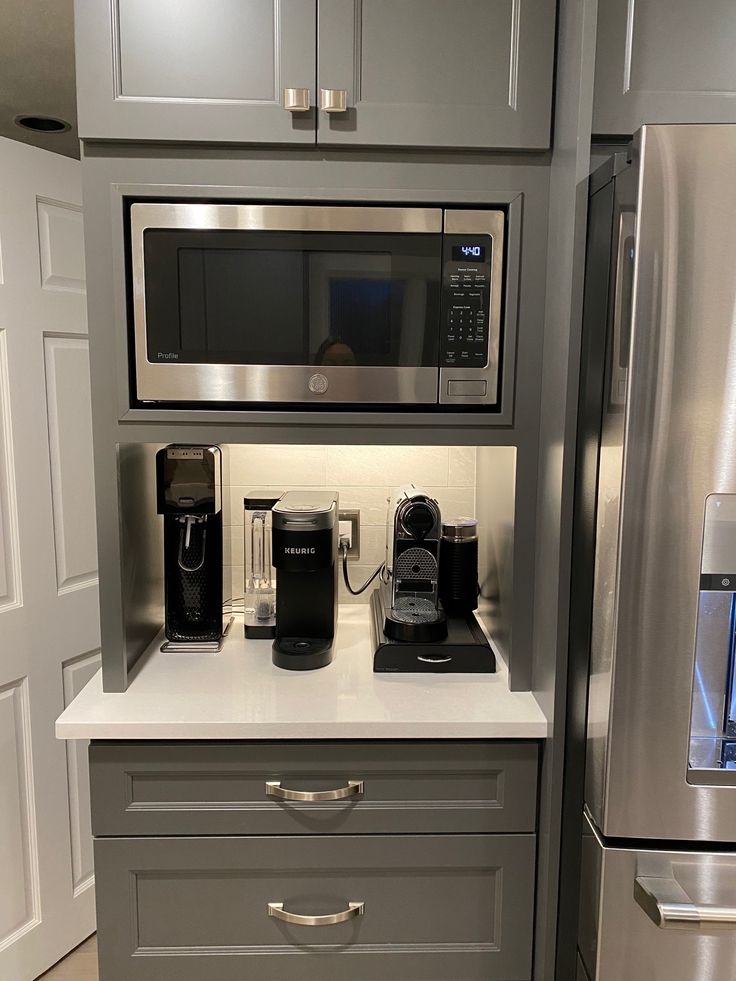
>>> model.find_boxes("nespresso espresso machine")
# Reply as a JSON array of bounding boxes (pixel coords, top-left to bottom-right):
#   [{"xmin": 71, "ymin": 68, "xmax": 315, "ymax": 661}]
[
  {"xmin": 156, "ymin": 445, "xmax": 225, "ymax": 649},
  {"xmin": 271, "ymin": 491, "xmax": 338, "ymax": 670},
  {"xmin": 371, "ymin": 486, "xmax": 494, "ymax": 673},
  {"xmin": 382, "ymin": 485, "xmax": 447, "ymax": 641}
]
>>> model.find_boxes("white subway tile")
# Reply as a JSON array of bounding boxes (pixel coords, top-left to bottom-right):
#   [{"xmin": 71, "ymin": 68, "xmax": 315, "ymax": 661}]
[
  {"xmin": 448, "ymin": 446, "xmax": 476, "ymax": 487},
  {"xmin": 358, "ymin": 524, "xmax": 388, "ymax": 566},
  {"xmin": 229, "ymin": 445, "xmax": 327, "ymax": 487},
  {"xmin": 226, "ymin": 566, "xmax": 244, "ymax": 603},
  {"xmin": 224, "ymin": 526, "xmax": 244, "ymax": 567},
  {"xmin": 336, "ymin": 486, "xmax": 392, "ymax": 526},
  {"xmin": 426, "ymin": 486, "xmax": 476, "ymax": 521},
  {"xmin": 326, "ymin": 445, "xmax": 450, "ymax": 487}
]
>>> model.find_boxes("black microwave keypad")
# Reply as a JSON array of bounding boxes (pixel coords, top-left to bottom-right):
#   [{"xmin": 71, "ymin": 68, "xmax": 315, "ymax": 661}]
[{"xmin": 440, "ymin": 235, "xmax": 493, "ymax": 368}]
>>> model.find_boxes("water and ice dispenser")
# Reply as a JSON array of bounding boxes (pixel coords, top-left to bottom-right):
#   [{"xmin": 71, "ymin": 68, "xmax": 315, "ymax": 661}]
[{"xmin": 689, "ymin": 495, "xmax": 736, "ymax": 780}]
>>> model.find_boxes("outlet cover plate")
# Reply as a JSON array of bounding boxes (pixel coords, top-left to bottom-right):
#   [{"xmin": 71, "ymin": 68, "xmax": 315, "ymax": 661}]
[{"xmin": 338, "ymin": 509, "xmax": 360, "ymax": 560}]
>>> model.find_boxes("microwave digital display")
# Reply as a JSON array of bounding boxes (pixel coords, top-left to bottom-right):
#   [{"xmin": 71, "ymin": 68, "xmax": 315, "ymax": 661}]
[{"xmin": 451, "ymin": 244, "xmax": 486, "ymax": 262}]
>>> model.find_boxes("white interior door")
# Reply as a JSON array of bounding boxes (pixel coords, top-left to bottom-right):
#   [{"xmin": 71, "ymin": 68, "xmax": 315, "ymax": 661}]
[{"xmin": 0, "ymin": 137, "xmax": 99, "ymax": 980}]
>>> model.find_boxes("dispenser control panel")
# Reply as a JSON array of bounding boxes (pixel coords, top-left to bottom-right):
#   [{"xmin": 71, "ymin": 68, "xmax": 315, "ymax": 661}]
[{"xmin": 441, "ymin": 235, "xmax": 492, "ymax": 369}]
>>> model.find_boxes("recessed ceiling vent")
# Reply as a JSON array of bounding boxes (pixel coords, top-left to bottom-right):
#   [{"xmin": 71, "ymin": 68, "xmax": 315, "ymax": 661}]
[{"xmin": 14, "ymin": 114, "xmax": 71, "ymax": 134}]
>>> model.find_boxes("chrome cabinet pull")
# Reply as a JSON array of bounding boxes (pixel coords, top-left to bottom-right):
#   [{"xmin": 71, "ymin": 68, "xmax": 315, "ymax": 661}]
[
  {"xmin": 265, "ymin": 779, "xmax": 364, "ymax": 801},
  {"xmin": 319, "ymin": 88, "xmax": 348, "ymax": 113},
  {"xmin": 268, "ymin": 901, "xmax": 364, "ymax": 926},
  {"xmin": 282, "ymin": 87, "xmax": 311, "ymax": 112},
  {"xmin": 635, "ymin": 876, "xmax": 736, "ymax": 929}
]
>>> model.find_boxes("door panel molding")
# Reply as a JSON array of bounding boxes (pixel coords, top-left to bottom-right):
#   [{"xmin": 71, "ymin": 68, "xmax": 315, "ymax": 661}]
[
  {"xmin": 0, "ymin": 678, "xmax": 40, "ymax": 950},
  {"xmin": 42, "ymin": 335, "xmax": 98, "ymax": 595},
  {"xmin": 62, "ymin": 650, "xmax": 101, "ymax": 896},
  {"xmin": 36, "ymin": 199, "xmax": 86, "ymax": 295},
  {"xmin": 0, "ymin": 329, "xmax": 21, "ymax": 612}
]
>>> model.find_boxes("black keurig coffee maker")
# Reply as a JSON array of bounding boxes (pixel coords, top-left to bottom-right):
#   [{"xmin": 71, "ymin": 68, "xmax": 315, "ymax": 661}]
[
  {"xmin": 271, "ymin": 491, "xmax": 338, "ymax": 670},
  {"xmin": 156, "ymin": 445, "xmax": 224, "ymax": 647}
]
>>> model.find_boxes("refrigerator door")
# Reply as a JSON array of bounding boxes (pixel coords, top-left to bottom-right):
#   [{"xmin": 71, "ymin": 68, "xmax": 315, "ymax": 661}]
[
  {"xmin": 587, "ymin": 124, "xmax": 736, "ymax": 842},
  {"xmin": 580, "ymin": 811, "xmax": 736, "ymax": 981}
]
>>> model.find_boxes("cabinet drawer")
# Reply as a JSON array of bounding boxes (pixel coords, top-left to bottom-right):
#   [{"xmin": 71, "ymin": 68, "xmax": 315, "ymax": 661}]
[
  {"xmin": 95, "ymin": 833, "xmax": 535, "ymax": 981},
  {"xmin": 90, "ymin": 740, "xmax": 538, "ymax": 836}
]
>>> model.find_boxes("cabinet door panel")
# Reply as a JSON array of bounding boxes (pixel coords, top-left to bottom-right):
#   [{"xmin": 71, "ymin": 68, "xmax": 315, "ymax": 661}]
[
  {"xmin": 95, "ymin": 834, "xmax": 536, "ymax": 980},
  {"xmin": 594, "ymin": 0, "xmax": 736, "ymax": 134},
  {"xmin": 90, "ymin": 740, "xmax": 539, "ymax": 836},
  {"xmin": 74, "ymin": 0, "xmax": 317, "ymax": 143},
  {"xmin": 317, "ymin": 0, "xmax": 555, "ymax": 149}
]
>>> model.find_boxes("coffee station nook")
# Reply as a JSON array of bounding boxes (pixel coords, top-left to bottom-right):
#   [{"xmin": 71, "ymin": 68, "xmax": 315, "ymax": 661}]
[
  {"xmin": 53, "ymin": 2, "xmax": 583, "ymax": 979},
  {"xmin": 57, "ymin": 438, "xmax": 547, "ymax": 981}
]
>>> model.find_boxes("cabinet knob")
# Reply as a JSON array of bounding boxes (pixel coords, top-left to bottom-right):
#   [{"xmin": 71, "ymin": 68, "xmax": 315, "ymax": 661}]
[
  {"xmin": 319, "ymin": 88, "xmax": 348, "ymax": 113},
  {"xmin": 283, "ymin": 87, "xmax": 311, "ymax": 112}
]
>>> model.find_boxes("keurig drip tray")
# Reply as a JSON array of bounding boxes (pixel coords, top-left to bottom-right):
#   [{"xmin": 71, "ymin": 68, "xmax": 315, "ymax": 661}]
[{"xmin": 370, "ymin": 585, "xmax": 495, "ymax": 673}]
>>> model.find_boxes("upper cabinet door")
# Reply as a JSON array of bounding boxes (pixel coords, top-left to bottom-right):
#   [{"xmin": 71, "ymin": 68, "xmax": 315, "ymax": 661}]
[
  {"xmin": 594, "ymin": 0, "xmax": 736, "ymax": 135},
  {"xmin": 316, "ymin": 0, "xmax": 555, "ymax": 150},
  {"xmin": 74, "ymin": 0, "xmax": 317, "ymax": 143}
]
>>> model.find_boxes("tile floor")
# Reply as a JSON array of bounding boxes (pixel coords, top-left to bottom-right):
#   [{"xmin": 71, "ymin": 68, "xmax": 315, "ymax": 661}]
[{"xmin": 37, "ymin": 936, "xmax": 98, "ymax": 980}]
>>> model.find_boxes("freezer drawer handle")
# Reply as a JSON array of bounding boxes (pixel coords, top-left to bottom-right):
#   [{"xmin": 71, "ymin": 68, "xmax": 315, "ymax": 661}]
[
  {"xmin": 265, "ymin": 779, "xmax": 364, "ymax": 802},
  {"xmin": 268, "ymin": 902, "xmax": 364, "ymax": 926},
  {"xmin": 635, "ymin": 876, "xmax": 736, "ymax": 929}
]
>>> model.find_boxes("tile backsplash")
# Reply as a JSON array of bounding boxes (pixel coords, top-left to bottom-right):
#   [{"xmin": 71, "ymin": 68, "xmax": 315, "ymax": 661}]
[{"xmin": 224, "ymin": 445, "xmax": 477, "ymax": 605}]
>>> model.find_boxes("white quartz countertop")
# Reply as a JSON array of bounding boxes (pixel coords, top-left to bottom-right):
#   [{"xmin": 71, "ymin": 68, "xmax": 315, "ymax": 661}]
[{"xmin": 56, "ymin": 607, "xmax": 547, "ymax": 741}]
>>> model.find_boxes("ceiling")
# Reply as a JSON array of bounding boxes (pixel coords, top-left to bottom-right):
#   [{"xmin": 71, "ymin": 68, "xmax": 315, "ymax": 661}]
[{"xmin": 1, "ymin": 0, "xmax": 80, "ymax": 159}]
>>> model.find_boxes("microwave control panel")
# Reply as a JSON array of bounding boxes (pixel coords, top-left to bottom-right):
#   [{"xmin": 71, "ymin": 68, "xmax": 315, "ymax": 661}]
[{"xmin": 440, "ymin": 235, "xmax": 493, "ymax": 369}]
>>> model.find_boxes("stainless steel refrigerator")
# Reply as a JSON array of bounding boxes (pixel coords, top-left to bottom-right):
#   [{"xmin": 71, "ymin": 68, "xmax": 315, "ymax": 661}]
[{"xmin": 575, "ymin": 125, "xmax": 736, "ymax": 981}]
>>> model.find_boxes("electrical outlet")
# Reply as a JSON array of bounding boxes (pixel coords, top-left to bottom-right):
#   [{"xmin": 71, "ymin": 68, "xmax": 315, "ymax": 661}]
[{"xmin": 338, "ymin": 509, "xmax": 360, "ymax": 560}]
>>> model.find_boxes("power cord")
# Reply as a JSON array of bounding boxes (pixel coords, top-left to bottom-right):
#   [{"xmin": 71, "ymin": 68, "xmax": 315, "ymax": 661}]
[{"xmin": 339, "ymin": 539, "xmax": 384, "ymax": 596}]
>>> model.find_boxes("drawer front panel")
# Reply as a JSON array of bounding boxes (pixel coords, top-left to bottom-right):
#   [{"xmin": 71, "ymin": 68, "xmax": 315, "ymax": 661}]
[
  {"xmin": 90, "ymin": 740, "xmax": 538, "ymax": 835},
  {"xmin": 95, "ymin": 834, "xmax": 535, "ymax": 981}
]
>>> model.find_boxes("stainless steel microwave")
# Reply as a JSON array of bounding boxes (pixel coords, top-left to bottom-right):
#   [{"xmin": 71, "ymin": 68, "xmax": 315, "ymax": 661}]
[{"xmin": 129, "ymin": 203, "xmax": 505, "ymax": 407}]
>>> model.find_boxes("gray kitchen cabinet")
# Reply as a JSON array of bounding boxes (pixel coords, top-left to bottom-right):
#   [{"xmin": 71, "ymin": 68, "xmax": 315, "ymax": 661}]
[
  {"xmin": 594, "ymin": 0, "xmax": 736, "ymax": 135},
  {"xmin": 75, "ymin": 0, "xmax": 556, "ymax": 150},
  {"xmin": 317, "ymin": 0, "xmax": 556, "ymax": 149},
  {"xmin": 89, "ymin": 739, "xmax": 539, "ymax": 980},
  {"xmin": 74, "ymin": 0, "xmax": 317, "ymax": 143},
  {"xmin": 94, "ymin": 833, "xmax": 536, "ymax": 980}
]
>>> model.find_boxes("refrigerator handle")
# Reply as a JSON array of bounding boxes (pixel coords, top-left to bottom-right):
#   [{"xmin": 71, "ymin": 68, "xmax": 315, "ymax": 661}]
[
  {"xmin": 609, "ymin": 209, "xmax": 636, "ymax": 408},
  {"xmin": 635, "ymin": 876, "xmax": 736, "ymax": 929}
]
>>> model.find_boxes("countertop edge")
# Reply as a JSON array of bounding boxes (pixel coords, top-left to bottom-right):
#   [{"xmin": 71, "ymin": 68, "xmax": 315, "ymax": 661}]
[{"xmin": 55, "ymin": 720, "xmax": 548, "ymax": 740}]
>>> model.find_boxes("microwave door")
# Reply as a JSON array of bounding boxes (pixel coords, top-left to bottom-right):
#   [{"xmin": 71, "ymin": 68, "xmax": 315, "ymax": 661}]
[{"xmin": 130, "ymin": 203, "xmax": 443, "ymax": 406}]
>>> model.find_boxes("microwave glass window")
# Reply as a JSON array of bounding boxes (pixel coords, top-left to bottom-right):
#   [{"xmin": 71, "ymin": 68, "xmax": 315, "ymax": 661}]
[{"xmin": 142, "ymin": 230, "xmax": 442, "ymax": 369}]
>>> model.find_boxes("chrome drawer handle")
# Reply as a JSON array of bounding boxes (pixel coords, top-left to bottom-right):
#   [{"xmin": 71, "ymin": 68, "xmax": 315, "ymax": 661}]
[
  {"xmin": 265, "ymin": 779, "xmax": 364, "ymax": 802},
  {"xmin": 319, "ymin": 88, "xmax": 348, "ymax": 113},
  {"xmin": 635, "ymin": 876, "xmax": 736, "ymax": 929},
  {"xmin": 282, "ymin": 87, "xmax": 311, "ymax": 112},
  {"xmin": 268, "ymin": 901, "xmax": 364, "ymax": 926}
]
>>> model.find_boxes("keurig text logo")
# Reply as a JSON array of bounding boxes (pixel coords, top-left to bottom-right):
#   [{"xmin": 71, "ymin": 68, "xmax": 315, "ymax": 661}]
[{"xmin": 285, "ymin": 547, "xmax": 317, "ymax": 555}]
